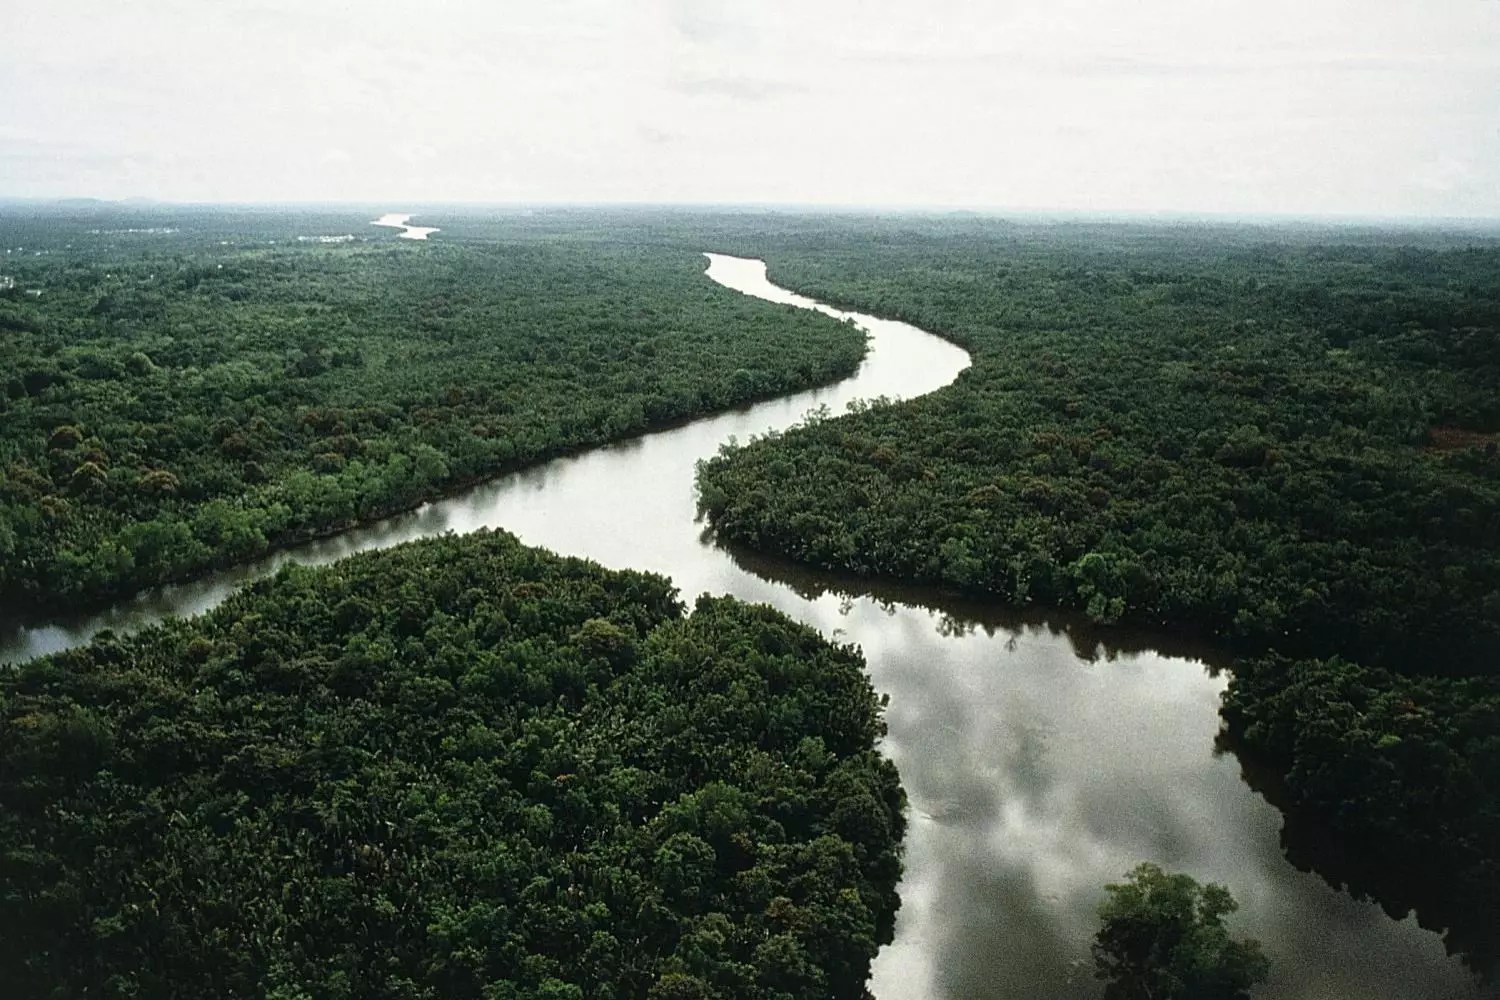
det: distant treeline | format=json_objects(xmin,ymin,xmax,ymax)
[
  {"xmin": 0, "ymin": 530, "xmax": 905, "ymax": 999},
  {"xmin": 0, "ymin": 216, "xmax": 864, "ymax": 612},
  {"xmin": 693, "ymin": 221, "xmax": 1500, "ymax": 972}
]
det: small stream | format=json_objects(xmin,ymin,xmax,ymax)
[{"xmin": 0, "ymin": 253, "xmax": 1474, "ymax": 999}]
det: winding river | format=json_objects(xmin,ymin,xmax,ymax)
[
  {"xmin": 0, "ymin": 255, "xmax": 1477, "ymax": 998},
  {"xmin": 372, "ymin": 212, "xmax": 440, "ymax": 240}
]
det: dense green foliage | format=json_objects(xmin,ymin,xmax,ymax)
[
  {"xmin": 1092, "ymin": 863, "xmax": 1269, "ymax": 1000},
  {"xmin": 7, "ymin": 206, "xmax": 1498, "ymax": 985},
  {"xmin": 0, "ymin": 208, "xmax": 864, "ymax": 612},
  {"xmin": 0, "ymin": 529, "xmax": 904, "ymax": 999},
  {"xmin": 698, "ymin": 227, "xmax": 1499, "ymax": 666},
  {"xmin": 1222, "ymin": 654, "xmax": 1500, "ymax": 974},
  {"xmin": 693, "ymin": 220, "xmax": 1500, "ymax": 968}
]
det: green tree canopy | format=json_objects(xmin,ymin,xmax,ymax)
[
  {"xmin": 0, "ymin": 530, "xmax": 905, "ymax": 999},
  {"xmin": 0, "ymin": 211, "xmax": 867, "ymax": 613},
  {"xmin": 1093, "ymin": 863, "xmax": 1269, "ymax": 1000}
]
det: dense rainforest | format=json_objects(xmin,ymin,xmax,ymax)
[
  {"xmin": 0, "ymin": 208, "xmax": 864, "ymax": 613},
  {"xmin": 6, "ymin": 206, "xmax": 1499, "ymax": 988},
  {"xmin": 0, "ymin": 529, "xmax": 905, "ymax": 999},
  {"xmin": 693, "ymin": 220, "xmax": 1500, "ymax": 972}
]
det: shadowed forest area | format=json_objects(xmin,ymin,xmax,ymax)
[
  {"xmin": 693, "ymin": 218, "xmax": 1500, "ymax": 974},
  {"xmin": 0, "ymin": 529, "xmax": 905, "ymax": 999},
  {"xmin": 0, "ymin": 209, "xmax": 864, "ymax": 613}
]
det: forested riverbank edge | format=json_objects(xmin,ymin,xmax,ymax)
[
  {"xmin": 0, "ymin": 529, "xmax": 906, "ymax": 999},
  {"xmin": 694, "ymin": 220, "xmax": 1500, "ymax": 976},
  {"xmin": 0, "ymin": 215, "xmax": 867, "ymax": 618},
  {"xmin": 5, "ymin": 206, "xmax": 1496, "ymax": 987}
]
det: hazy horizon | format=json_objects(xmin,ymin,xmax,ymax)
[
  {"xmin": 5, "ymin": 1, "xmax": 1498, "ymax": 218},
  {"xmin": 7, "ymin": 198, "xmax": 1500, "ymax": 228}
]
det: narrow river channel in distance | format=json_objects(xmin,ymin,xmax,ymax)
[{"xmin": 0, "ymin": 253, "xmax": 1477, "ymax": 999}]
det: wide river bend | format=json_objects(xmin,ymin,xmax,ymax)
[{"xmin": 0, "ymin": 254, "xmax": 1476, "ymax": 998}]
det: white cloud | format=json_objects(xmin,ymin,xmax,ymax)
[{"xmin": 1, "ymin": 0, "xmax": 1497, "ymax": 215}]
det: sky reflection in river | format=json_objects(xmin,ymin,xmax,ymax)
[
  {"xmin": 0, "ymin": 252, "xmax": 1477, "ymax": 999},
  {"xmin": 845, "ymin": 597, "xmax": 1473, "ymax": 1000}
]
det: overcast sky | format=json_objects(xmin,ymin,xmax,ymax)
[{"xmin": 3, "ymin": 0, "xmax": 1498, "ymax": 216}]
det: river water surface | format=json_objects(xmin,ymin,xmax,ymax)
[
  {"xmin": 371, "ymin": 212, "xmax": 440, "ymax": 240},
  {"xmin": 0, "ymin": 255, "xmax": 1476, "ymax": 998}
]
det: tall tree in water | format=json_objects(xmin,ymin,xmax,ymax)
[{"xmin": 1093, "ymin": 863, "xmax": 1269, "ymax": 1000}]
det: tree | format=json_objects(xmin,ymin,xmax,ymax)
[{"xmin": 1092, "ymin": 863, "xmax": 1269, "ymax": 1000}]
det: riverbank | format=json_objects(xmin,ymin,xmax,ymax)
[
  {"xmin": 0, "ymin": 239, "xmax": 866, "ymax": 629},
  {"xmin": 2, "ymin": 243, "xmax": 1471, "ymax": 999}
]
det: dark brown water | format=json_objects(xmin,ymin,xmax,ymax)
[{"xmin": 0, "ymin": 254, "xmax": 1476, "ymax": 998}]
